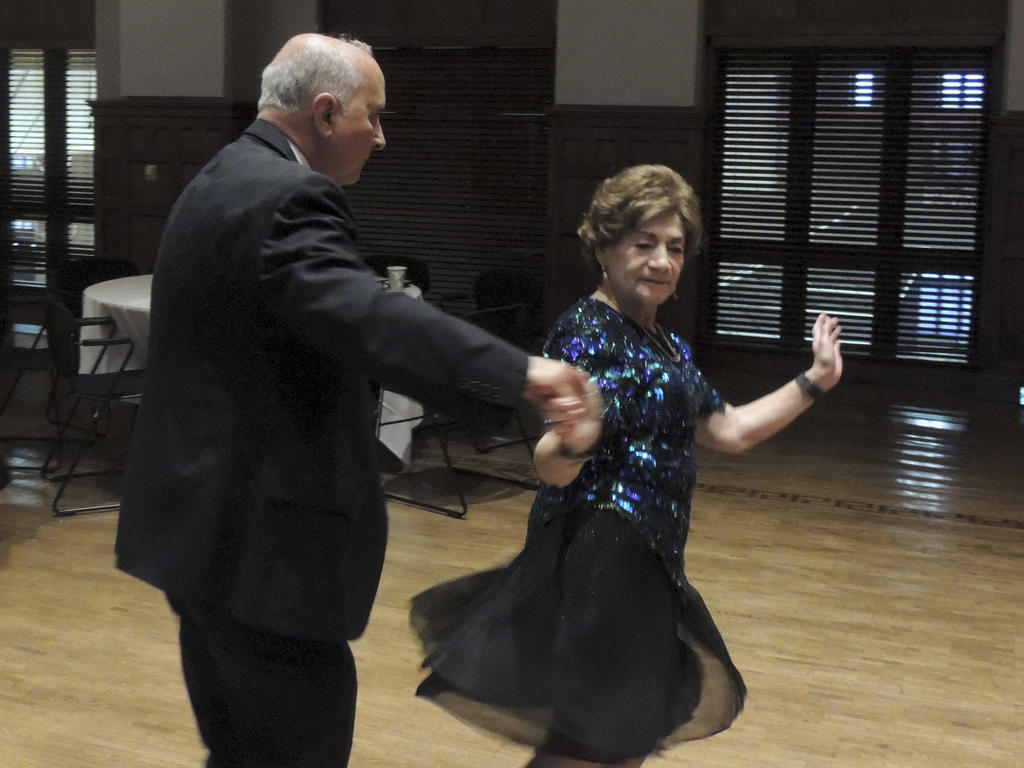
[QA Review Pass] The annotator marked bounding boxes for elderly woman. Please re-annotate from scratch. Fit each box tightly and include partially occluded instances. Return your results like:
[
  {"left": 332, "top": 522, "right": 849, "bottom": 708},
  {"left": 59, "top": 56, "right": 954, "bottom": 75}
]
[{"left": 411, "top": 164, "right": 843, "bottom": 768}]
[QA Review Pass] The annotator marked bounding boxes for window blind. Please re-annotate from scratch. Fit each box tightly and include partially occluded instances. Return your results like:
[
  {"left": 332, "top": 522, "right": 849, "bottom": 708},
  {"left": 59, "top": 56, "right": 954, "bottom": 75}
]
[
  {"left": 709, "top": 48, "right": 989, "bottom": 365},
  {"left": 343, "top": 47, "right": 553, "bottom": 310},
  {"left": 2, "top": 49, "right": 95, "bottom": 287}
]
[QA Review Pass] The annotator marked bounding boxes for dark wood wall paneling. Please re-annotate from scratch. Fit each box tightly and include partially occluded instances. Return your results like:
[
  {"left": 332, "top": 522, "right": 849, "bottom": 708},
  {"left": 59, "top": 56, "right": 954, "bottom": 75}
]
[
  {"left": 89, "top": 0, "right": 557, "bottom": 278},
  {"left": 1, "top": 0, "right": 94, "bottom": 48},
  {"left": 322, "top": 0, "right": 556, "bottom": 47},
  {"left": 978, "top": 113, "right": 1024, "bottom": 400},
  {"left": 320, "top": 0, "right": 558, "bottom": 310},
  {"left": 545, "top": 108, "right": 707, "bottom": 341},
  {"left": 705, "top": 0, "right": 1007, "bottom": 40},
  {"left": 92, "top": 100, "right": 253, "bottom": 273}
]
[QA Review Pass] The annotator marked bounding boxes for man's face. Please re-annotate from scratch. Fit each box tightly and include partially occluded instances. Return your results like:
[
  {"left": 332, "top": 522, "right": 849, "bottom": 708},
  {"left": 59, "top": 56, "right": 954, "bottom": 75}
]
[{"left": 324, "top": 59, "right": 386, "bottom": 185}]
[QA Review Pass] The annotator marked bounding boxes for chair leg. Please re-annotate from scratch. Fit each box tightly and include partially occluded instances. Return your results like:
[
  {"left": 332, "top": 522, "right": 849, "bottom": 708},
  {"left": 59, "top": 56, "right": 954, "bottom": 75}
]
[
  {"left": 41, "top": 396, "right": 85, "bottom": 478},
  {"left": 516, "top": 411, "right": 536, "bottom": 462},
  {"left": 50, "top": 441, "right": 123, "bottom": 516},
  {"left": 0, "top": 371, "right": 60, "bottom": 473},
  {"left": 383, "top": 428, "right": 468, "bottom": 519},
  {"left": 0, "top": 370, "right": 25, "bottom": 414},
  {"left": 470, "top": 410, "right": 538, "bottom": 459},
  {"left": 46, "top": 399, "right": 126, "bottom": 516}
]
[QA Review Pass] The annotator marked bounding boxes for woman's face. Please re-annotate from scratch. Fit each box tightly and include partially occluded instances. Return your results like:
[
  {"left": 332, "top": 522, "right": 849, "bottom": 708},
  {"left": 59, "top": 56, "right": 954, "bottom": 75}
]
[{"left": 596, "top": 212, "right": 686, "bottom": 320}]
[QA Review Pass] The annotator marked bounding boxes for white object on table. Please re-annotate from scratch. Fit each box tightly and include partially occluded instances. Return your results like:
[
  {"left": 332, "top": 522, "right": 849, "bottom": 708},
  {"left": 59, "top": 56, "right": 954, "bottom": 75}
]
[
  {"left": 377, "top": 282, "right": 425, "bottom": 470},
  {"left": 386, "top": 265, "right": 408, "bottom": 291},
  {"left": 80, "top": 274, "right": 153, "bottom": 374}
]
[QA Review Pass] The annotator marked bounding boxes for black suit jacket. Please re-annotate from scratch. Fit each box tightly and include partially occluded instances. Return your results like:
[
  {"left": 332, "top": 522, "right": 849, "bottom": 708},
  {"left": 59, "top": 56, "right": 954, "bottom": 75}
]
[{"left": 115, "top": 120, "right": 528, "bottom": 641}]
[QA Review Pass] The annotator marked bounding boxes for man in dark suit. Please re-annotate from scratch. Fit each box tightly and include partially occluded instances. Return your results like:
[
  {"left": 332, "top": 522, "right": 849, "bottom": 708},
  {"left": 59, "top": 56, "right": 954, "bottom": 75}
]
[{"left": 115, "top": 33, "right": 596, "bottom": 767}]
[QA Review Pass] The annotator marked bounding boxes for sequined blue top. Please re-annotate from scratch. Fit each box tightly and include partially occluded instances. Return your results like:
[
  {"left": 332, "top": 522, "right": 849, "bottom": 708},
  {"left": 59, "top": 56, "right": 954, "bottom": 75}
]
[{"left": 529, "top": 298, "right": 725, "bottom": 590}]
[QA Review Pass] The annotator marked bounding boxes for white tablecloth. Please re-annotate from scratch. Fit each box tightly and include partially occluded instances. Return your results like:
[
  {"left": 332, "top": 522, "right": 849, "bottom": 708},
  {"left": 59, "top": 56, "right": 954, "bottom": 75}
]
[
  {"left": 80, "top": 273, "right": 424, "bottom": 470},
  {"left": 80, "top": 274, "right": 153, "bottom": 374},
  {"left": 377, "top": 283, "right": 424, "bottom": 470}
]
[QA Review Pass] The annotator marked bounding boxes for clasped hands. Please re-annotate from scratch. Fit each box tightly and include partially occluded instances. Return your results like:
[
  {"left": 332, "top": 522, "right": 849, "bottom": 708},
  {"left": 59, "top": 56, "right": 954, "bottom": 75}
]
[{"left": 524, "top": 357, "right": 603, "bottom": 455}]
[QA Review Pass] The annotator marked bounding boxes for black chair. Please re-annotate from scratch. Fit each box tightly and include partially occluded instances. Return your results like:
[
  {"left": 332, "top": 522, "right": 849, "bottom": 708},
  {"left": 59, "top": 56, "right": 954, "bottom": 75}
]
[
  {"left": 51, "top": 257, "right": 139, "bottom": 316},
  {"left": 0, "top": 289, "right": 52, "bottom": 416},
  {"left": 0, "top": 287, "right": 58, "bottom": 472},
  {"left": 464, "top": 268, "right": 545, "bottom": 353},
  {"left": 443, "top": 269, "right": 545, "bottom": 458},
  {"left": 375, "top": 390, "right": 469, "bottom": 518},
  {"left": 40, "top": 300, "right": 145, "bottom": 516},
  {"left": 380, "top": 269, "right": 545, "bottom": 518},
  {"left": 371, "top": 257, "right": 472, "bottom": 517}
]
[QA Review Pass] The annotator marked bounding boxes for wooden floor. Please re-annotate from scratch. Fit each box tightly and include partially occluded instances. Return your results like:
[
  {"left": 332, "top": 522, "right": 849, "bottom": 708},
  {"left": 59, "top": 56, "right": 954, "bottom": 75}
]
[{"left": 1, "top": 369, "right": 1022, "bottom": 767}]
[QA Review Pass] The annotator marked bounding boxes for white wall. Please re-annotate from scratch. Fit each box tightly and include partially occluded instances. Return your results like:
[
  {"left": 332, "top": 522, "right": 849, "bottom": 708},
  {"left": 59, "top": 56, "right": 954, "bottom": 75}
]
[
  {"left": 555, "top": 0, "right": 701, "bottom": 106},
  {"left": 226, "top": 0, "right": 319, "bottom": 102},
  {"left": 96, "top": 0, "right": 318, "bottom": 100},
  {"left": 118, "top": 0, "right": 228, "bottom": 97},
  {"left": 95, "top": 0, "right": 120, "bottom": 100},
  {"left": 1007, "top": 0, "right": 1024, "bottom": 111},
  {"left": 97, "top": 0, "right": 1024, "bottom": 111}
]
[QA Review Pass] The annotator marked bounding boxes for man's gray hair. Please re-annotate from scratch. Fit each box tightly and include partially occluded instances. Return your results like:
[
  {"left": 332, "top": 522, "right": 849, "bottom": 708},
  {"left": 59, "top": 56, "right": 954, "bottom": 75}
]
[{"left": 257, "top": 35, "right": 373, "bottom": 113}]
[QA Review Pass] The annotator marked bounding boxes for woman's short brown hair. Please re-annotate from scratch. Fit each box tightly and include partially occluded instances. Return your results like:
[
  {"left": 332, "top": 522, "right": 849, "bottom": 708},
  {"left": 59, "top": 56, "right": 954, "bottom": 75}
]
[{"left": 577, "top": 164, "right": 702, "bottom": 268}]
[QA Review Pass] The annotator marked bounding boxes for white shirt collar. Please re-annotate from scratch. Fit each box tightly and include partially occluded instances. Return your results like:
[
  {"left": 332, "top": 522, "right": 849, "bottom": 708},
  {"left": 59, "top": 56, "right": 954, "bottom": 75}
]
[{"left": 286, "top": 139, "right": 309, "bottom": 167}]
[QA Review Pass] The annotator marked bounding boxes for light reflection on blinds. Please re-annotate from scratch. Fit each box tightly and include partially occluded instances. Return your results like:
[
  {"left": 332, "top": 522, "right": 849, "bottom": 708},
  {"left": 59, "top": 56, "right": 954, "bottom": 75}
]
[
  {"left": 709, "top": 48, "right": 989, "bottom": 366},
  {"left": 4, "top": 49, "right": 96, "bottom": 285},
  {"left": 897, "top": 272, "right": 974, "bottom": 363},
  {"left": 903, "top": 56, "right": 986, "bottom": 251},
  {"left": 66, "top": 50, "right": 97, "bottom": 261},
  {"left": 717, "top": 61, "right": 790, "bottom": 241},
  {"left": 714, "top": 262, "right": 782, "bottom": 340},
  {"left": 805, "top": 268, "right": 874, "bottom": 349},
  {"left": 810, "top": 55, "right": 885, "bottom": 246},
  {"left": 9, "top": 51, "right": 45, "bottom": 207},
  {"left": 67, "top": 51, "right": 96, "bottom": 208}
]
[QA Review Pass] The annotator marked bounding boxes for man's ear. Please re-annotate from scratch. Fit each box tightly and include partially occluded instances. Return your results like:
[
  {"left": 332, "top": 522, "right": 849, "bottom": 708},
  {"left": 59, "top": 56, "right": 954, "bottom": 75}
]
[{"left": 312, "top": 92, "right": 338, "bottom": 136}]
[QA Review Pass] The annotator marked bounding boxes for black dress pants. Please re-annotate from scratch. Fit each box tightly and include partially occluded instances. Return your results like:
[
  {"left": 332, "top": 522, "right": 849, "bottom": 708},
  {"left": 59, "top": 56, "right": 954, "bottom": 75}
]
[{"left": 168, "top": 595, "right": 357, "bottom": 768}]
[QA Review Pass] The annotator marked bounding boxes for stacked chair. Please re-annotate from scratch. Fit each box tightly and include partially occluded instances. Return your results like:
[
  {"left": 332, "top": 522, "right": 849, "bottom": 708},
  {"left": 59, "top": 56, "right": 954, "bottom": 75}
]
[
  {"left": 377, "top": 266, "right": 544, "bottom": 518},
  {"left": 40, "top": 298, "right": 144, "bottom": 515},
  {"left": 0, "top": 288, "right": 56, "bottom": 472},
  {"left": 1, "top": 257, "right": 144, "bottom": 514}
]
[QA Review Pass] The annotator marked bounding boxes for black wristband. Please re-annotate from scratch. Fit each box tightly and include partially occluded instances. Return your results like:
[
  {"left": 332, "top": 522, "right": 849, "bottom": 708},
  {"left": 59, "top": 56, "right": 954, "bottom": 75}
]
[
  {"left": 795, "top": 372, "right": 824, "bottom": 400},
  {"left": 557, "top": 444, "right": 596, "bottom": 461}
]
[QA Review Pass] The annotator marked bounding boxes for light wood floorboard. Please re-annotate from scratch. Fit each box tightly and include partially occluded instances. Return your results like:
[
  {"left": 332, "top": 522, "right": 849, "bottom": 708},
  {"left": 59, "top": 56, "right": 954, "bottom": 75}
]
[{"left": 1, "top": 371, "right": 1022, "bottom": 767}]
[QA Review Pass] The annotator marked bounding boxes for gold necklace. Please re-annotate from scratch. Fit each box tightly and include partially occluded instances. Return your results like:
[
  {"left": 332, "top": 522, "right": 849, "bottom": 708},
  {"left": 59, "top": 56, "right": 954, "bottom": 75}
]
[
  {"left": 592, "top": 289, "right": 681, "bottom": 363},
  {"left": 639, "top": 323, "right": 681, "bottom": 363}
]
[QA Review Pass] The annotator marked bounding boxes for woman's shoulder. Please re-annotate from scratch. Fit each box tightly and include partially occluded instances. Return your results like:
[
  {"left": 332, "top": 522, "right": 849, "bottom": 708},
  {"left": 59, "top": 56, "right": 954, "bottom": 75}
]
[{"left": 545, "top": 298, "right": 626, "bottom": 357}]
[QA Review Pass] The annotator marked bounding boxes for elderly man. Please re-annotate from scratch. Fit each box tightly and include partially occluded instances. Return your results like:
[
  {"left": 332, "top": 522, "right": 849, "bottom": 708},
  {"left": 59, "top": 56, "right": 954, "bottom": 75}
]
[{"left": 116, "top": 33, "right": 595, "bottom": 767}]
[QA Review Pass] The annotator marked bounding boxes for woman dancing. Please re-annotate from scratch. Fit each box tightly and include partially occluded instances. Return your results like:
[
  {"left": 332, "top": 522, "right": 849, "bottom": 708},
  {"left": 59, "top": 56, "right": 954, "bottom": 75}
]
[{"left": 411, "top": 164, "right": 843, "bottom": 767}]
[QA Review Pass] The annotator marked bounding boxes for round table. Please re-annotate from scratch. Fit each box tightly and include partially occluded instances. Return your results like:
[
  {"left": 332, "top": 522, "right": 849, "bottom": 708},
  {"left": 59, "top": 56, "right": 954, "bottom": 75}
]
[
  {"left": 80, "top": 274, "right": 153, "bottom": 374},
  {"left": 79, "top": 273, "right": 425, "bottom": 470}
]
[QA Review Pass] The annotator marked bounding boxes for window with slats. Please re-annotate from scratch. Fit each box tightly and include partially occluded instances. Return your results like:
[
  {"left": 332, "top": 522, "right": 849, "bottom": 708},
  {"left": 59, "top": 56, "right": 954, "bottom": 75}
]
[
  {"left": 343, "top": 47, "right": 553, "bottom": 309},
  {"left": 708, "top": 48, "right": 990, "bottom": 365},
  {"left": 2, "top": 49, "right": 96, "bottom": 287}
]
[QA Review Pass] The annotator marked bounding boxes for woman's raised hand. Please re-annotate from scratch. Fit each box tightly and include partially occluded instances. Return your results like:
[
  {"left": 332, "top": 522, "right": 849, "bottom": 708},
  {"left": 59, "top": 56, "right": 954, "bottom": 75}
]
[{"left": 809, "top": 312, "right": 843, "bottom": 392}]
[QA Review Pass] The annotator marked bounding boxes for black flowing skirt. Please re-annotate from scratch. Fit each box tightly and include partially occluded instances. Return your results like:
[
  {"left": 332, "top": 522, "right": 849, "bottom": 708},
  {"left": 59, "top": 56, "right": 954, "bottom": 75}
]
[{"left": 410, "top": 507, "right": 746, "bottom": 762}]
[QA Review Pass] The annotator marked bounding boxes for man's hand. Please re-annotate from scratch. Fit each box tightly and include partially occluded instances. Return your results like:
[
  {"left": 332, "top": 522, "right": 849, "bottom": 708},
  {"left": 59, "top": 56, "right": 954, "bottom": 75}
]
[{"left": 523, "top": 356, "right": 600, "bottom": 432}]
